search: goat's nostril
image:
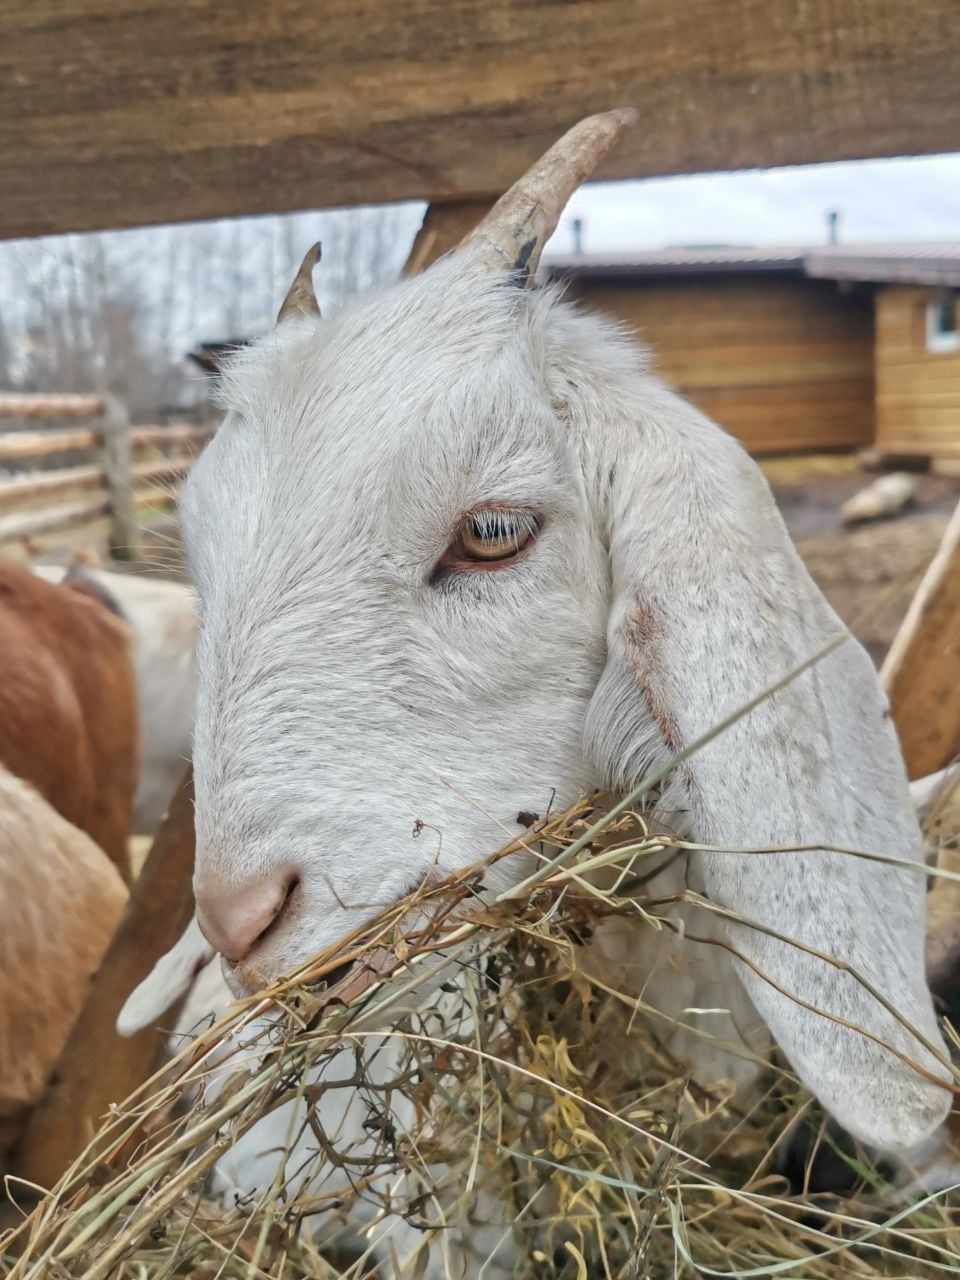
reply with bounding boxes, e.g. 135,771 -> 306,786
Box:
195,871 -> 299,963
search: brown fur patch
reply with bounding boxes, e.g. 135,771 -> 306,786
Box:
0,767 -> 126,1156
0,560 -> 138,879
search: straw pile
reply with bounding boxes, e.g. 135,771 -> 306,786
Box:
3,787 -> 959,1279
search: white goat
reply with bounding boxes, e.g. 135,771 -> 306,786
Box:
121,112 -> 956,1267
33,564 -> 197,832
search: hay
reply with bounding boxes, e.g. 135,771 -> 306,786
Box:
3,794 -> 959,1280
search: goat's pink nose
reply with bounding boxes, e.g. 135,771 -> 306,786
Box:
195,872 -> 295,962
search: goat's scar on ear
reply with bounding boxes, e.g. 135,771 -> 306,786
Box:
623,602 -> 684,759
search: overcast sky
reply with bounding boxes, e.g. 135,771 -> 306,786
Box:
546,152 -> 960,256
3,149 -> 960,397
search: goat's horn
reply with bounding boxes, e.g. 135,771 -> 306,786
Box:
277,243 -> 322,322
462,109 -> 638,284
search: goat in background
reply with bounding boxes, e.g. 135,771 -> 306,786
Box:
33,560 -> 197,834
0,559 -> 137,877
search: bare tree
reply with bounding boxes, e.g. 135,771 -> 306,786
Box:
0,202 -> 422,417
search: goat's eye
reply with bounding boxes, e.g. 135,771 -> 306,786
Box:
460,510 -> 537,561
433,508 -> 540,580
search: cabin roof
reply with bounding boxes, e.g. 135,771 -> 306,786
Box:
544,242 -> 960,288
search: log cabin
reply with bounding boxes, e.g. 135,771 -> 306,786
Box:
544,242 -> 960,460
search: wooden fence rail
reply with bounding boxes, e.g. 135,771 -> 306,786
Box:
0,392 -> 214,557
0,393 -> 105,420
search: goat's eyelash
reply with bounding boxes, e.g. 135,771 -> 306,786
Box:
430,506 -> 541,585
465,509 -> 539,542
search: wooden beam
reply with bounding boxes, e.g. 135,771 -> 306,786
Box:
15,770 -> 197,1191
129,424 -> 213,449
0,463 -> 105,502
133,487 -> 180,510
2,0 -> 959,239
0,497 -> 110,544
132,458 -> 192,484
404,201 -> 494,276
0,394 -> 103,419
0,424 -> 210,463
882,499 -> 960,780
0,427 -> 100,460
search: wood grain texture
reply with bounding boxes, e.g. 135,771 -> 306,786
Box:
15,769 -> 197,1191
882,500 -> 960,780
2,0 -> 959,238
875,286 -> 960,458
101,394 -> 137,560
404,200 -> 493,275
0,463 -> 105,501
0,496 -> 110,544
570,275 -> 875,454
0,394 -> 103,419
0,423 -> 210,460
0,427 -> 100,459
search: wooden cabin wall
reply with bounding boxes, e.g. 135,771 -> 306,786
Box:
875,285 -> 960,459
571,275 -> 875,455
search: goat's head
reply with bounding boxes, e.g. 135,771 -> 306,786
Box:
139,113 -> 952,1152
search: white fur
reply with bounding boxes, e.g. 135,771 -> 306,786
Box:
123,248 -> 954,1266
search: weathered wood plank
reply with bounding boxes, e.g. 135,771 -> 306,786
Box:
882,499 -> 960,780
574,274 -> 874,454
0,427 -> 100,459
0,422 -> 209,460
129,424 -> 212,449
132,457 -> 192,484
0,496 -> 110,544
404,200 -> 493,275
0,393 -> 103,419
0,463 -> 105,502
101,394 -> 137,561
132,487 -> 181,510
15,770 -> 197,1191
1,0 -> 959,238
874,285 -> 960,459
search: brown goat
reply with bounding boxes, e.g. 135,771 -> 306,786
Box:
0,559 -> 138,879
0,765 -> 127,1158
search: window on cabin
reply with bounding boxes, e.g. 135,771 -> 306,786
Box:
925,295 -> 960,354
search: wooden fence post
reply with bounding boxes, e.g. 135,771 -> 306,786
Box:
882,497 -> 960,780
404,200 -> 494,276
99,393 -> 137,561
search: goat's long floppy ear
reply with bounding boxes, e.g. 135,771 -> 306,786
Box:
116,916 -> 215,1037
576,376 -> 952,1151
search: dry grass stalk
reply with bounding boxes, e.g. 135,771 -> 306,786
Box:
2,797 -> 958,1279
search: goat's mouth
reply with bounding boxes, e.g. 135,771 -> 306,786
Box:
221,941 -> 397,1005
219,884 -> 445,1005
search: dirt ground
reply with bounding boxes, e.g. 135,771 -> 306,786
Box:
763,457 -> 960,667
